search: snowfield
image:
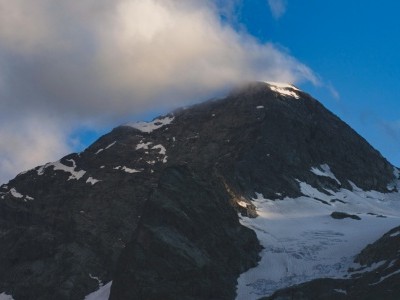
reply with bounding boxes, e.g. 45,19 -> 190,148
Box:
236,178 -> 400,299
0,293 -> 13,300
84,281 -> 112,300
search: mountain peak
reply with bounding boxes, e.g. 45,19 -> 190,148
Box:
264,81 -> 301,99
227,80 -> 302,101
264,81 -> 300,90
0,84 -> 399,300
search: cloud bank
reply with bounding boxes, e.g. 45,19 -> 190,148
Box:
0,0 -> 316,183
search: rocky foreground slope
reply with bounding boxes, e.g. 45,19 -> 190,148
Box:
0,82 -> 399,299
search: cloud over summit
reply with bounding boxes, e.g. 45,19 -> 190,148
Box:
0,0 -> 316,183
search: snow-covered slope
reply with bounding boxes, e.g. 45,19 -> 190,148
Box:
84,282 -> 112,300
236,173 -> 400,299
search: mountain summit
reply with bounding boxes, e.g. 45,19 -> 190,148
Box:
0,82 -> 399,299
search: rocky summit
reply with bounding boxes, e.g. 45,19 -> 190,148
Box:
0,81 -> 399,300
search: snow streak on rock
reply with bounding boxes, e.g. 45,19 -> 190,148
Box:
136,142 -> 152,150
37,160 -> 86,180
310,164 -> 341,185
128,116 -> 175,133
121,166 -> 141,174
86,177 -> 101,185
9,188 -> 23,199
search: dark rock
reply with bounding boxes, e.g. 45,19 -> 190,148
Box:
109,166 -> 261,300
330,211 -> 361,220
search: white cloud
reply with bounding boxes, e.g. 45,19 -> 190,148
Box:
267,0 -> 287,19
0,117 -> 71,184
0,0 -> 317,183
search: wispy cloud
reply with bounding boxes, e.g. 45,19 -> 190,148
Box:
0,0 -> 316,183
267,0 -> 287,19
380,120 -> 400,142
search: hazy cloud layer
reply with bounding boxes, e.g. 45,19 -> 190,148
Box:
0,0 -> 316,183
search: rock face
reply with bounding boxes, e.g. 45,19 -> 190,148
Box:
110,166 -> 260,300
0,81 -> 398,299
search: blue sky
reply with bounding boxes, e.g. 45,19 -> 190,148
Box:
237,0 -> 400,166
0,0 -> 399,183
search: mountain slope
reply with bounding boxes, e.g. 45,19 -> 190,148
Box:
0,81 -> 398,299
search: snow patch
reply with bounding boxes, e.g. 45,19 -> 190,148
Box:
128,116 -> 175,133
86,177 -> 101,185
152,144 -> 166,155
266,82 -> 300,99
114,166 -> 141,173
84,281 -> 112,300
266,82 -> 300,91
10,188 -> 23,198
141,144 -> 168,163
0,293 -> 14,300
121,166 -> 141,174
136,142 -> 152,150
36,164 -> 47,175
333,289 -> 347,295
37,160 -> 86,180
66,159 -> 77,168
388,167 -> 400,191
52,161 -> 86,180
8,188 -> 33,202
310,164 -> 341,185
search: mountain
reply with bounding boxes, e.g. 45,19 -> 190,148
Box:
0,81 -> 399,300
